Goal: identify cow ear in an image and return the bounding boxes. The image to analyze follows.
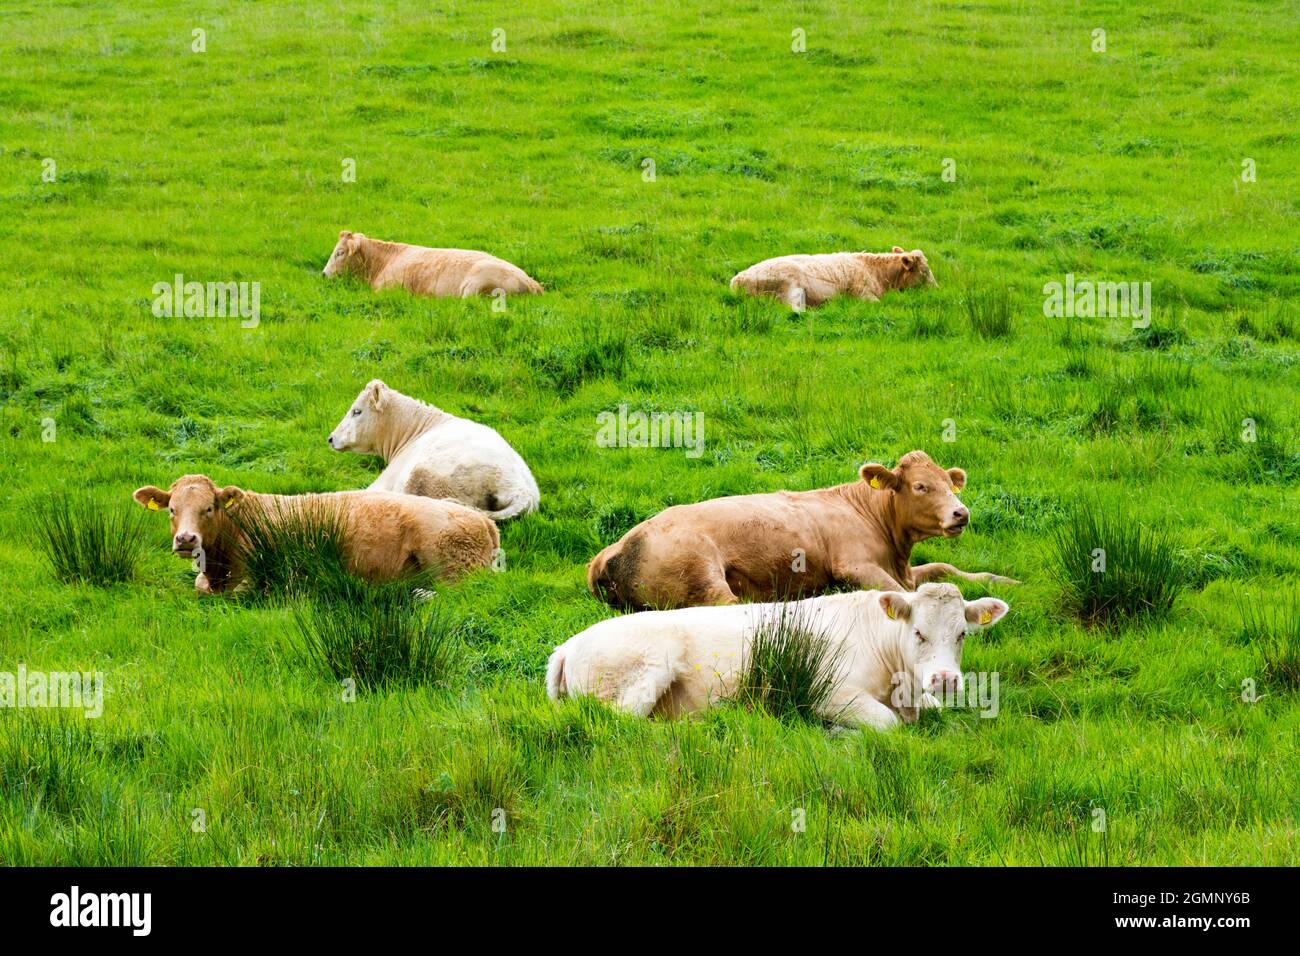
[892,245,905,253]
[947,467,967,492]
[879,592,912,621]
[133,486,170,511]
[900,254,917,270]
[365,379,387,412]
[965,598,1008,629]
[216,486,244,510]
[860,463,900,492]
[339,229,352,239]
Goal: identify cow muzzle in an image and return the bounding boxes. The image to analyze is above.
[173,531,201,557]
[926,670,962,695]
[942,506,970,536]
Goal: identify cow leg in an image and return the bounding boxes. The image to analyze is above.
[911,562,1021,586]
[783,283,807,312]
[613,657,681,717]
[832,562,905,592]
[830,695,900,731]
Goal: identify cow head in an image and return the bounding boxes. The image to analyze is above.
[860,450,969,540]
[322,230,366,277]
[328,379,390,454]
[133,475,244,558]
[879,583,1008,698]
[890,246,938,289]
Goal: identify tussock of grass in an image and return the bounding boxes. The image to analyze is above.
[229,501,354,604]
[1049,502,1185,627]
[731,603,846,725]
[31,493,147,586]
[1240,593,1300,691]
[293,582,462,691]
[962,283,1014,339]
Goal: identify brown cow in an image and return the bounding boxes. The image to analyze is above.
[730,245,936,310]
[587,451,1017,611]
[322,230,543,298]
[132,474,498,595]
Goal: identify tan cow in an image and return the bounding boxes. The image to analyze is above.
[132,474,498,595]
[322,230,543,298]
[730,245,936,310]
[587,450,1017,611]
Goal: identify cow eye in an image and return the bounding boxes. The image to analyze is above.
[914,628,926,642]
[351,407,362,417]
[914,483,927,493]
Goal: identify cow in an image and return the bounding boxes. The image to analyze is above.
[729,245,936,310]
[588,450,1018,611]
[327,380,540,521]
[547,583,1009,729]
[132,474,499,595]
[322,230,543,298]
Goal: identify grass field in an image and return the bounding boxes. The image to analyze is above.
[2,0,1298,865]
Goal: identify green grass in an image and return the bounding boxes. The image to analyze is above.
[30,493,148,586]
[2,0,1299,865]
[293,582,463,691]
[229,500,354,603]
[730,602,847,725]
[1048,501,1186,628]
[1240,592,1300,692]
[962,283,1014,340]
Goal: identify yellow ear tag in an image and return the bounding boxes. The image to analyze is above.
[870,478,881,489]
[223,498,235,509]
[147,500,160,511]
[885,605,895,619]
[980,611,992,625]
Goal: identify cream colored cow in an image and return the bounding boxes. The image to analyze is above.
[322,230,543,298]
[730,245,936,310]
[328,380,540,521]
[548,584,1009,729]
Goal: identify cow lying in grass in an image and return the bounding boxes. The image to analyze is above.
[730,245,936,310]
[322,230,543,298]
[548,583,1009,729]
[328,379,540,521]
[132,474,498,595]
[589,450,1018,611]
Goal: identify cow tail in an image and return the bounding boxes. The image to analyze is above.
[486,493,533,522]
[546,648,567,701]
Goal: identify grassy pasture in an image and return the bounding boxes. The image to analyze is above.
[1,0,1298,864]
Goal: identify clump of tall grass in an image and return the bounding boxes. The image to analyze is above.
[293,580,462,690]
[962,283,1014,339]
[229,501,354,604]
[31,493,148,586]
[1048,501,1184,627]
[731,603,845,725]
[1240,593,1300,691]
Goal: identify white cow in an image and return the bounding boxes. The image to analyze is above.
[328,379,540,521]
[547,583,1008,730]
